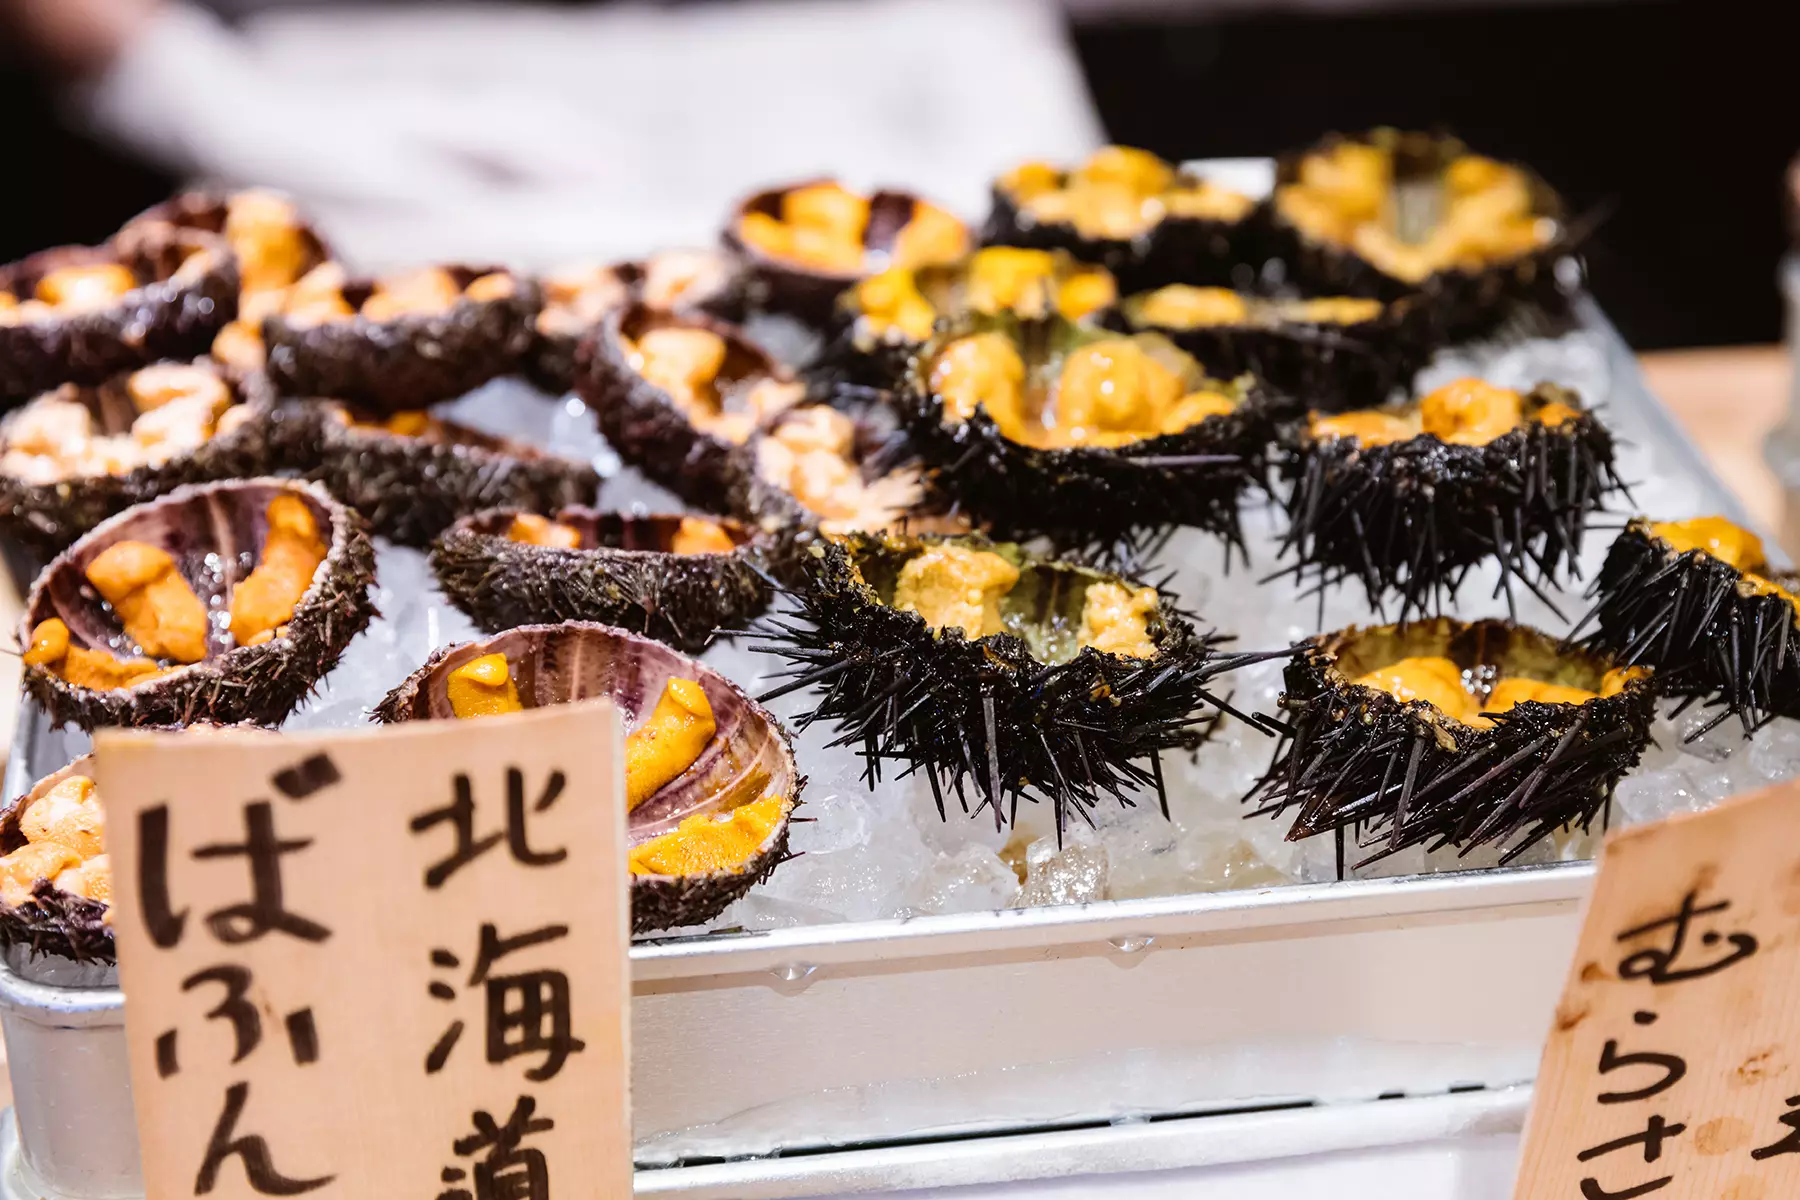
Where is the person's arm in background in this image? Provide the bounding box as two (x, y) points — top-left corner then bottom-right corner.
(0, 0), (162, 81)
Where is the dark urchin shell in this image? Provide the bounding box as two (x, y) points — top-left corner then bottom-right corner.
(1245, 617), (1656, 867)
(897, 313), (1272, 558)
(116, 189), (332, 280)
(263, 266), (540, 412)
(1263, 129), (1573, 343)
(1107, 290), (1438, 415)
(724, 180), (967, 326)
(430, 507), (774, 653)
(979, 154), (1255, 293)
(1273, 383), (1624, 622)
(19, 478), (377, 730)
(528, 251), (747, 395)
(0, 756), (112, 965)
(1574, 519), (1800, 736)
(1, 229), (238, 404)
(0, 362), (302, 557)
(374, 621), (801, 934)
(754, 532), (1284, 834)
(302, 403), (600, 548)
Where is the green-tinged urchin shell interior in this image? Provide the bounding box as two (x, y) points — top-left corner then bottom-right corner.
(262, 265), (540, 412)
(0, 756), (112, 965)
(1262, 129), (1573, 342)
(1574, 519), (1800, 737)
(0, 361), (301, 557)
(528, 251), (746, 395)
(373, 621), (801, 934)
(978, 153), (1255, 292)
(895, 312), (1271, 560)
(430, 507), (775, 653)
(724, 180), (965, 326)
(19, 478), (377, 730)
(1, 229), (239, 404)
(1271, 383), (1625, 623)
(1245, 617), (1656, 867)
(1108, 289), (1438, 415)
(752, 531), (1286, 835)
(301, 402), (599, 548)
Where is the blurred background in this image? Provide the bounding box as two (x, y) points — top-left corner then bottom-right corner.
(0, 0), (1788, 350)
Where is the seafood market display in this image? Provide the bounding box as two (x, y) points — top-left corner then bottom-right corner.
(2, 128), (1788, 961)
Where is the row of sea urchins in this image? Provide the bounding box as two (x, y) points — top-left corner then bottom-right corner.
(1, 132), (1789, 964)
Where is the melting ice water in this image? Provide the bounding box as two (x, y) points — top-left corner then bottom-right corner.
(274, 327), (1800, 935)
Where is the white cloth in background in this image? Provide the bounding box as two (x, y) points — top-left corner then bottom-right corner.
(81, 0), (1104, 269)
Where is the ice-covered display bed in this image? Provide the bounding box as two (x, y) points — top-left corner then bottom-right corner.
(12, 311), (1791, 937)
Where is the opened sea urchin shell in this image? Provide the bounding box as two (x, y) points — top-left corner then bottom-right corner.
(1, 228), (238, 403)
(0, 360), (297, 556)
(263, 264), (540, 412)
(375, 621), (800, 933)
(430, 508), (774, 652)
(19, 478), (377, 730)
(0, 756), (111, 964)
(755, 532), (1282, 833)
(1575, 517), (1800, 736)
(1246, 617), (1655, 867)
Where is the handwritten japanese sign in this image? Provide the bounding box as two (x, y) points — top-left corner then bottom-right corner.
(1514, 776), (1800, 1200)
(93, 700), (630, 1200)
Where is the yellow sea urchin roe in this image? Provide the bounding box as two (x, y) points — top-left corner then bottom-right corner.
(625, 678), (717, 810)
(0, 843), (84, 907)
(225, 190), (311, 294)
(362, 267), (462, 320)
(447, 653), (524, 719)
(629, 326), (728, 411)
(854, 268), (937, 342)
(22, 617), (166, 691)
(930, 333), (1027, 426)
(281, 262), (355, 326)
(740, 183), (870, 274)
(1163, 181), (1257, 222)
(35, 263), (136, 311)
(1050, 338), (1230, 446)
(507, 513), (582, 549)
(1743, 572), (1800, 616)
(464, 273), (516, 303)
(127, 363), (231, 414)
(1419, 378), (1526, 445)
(893, 544), (1020, 639)
(20, 775), (105, 859)
(1285, 297), (1384, 325)
(1483, 677), (1598, 714)
(1317, 413), (1411, 449)
(1354, 656), (1479, 723)
(670, 517), (736, 555)
(1057, 267), (1117, 320)
(628, 792), (786, 876)
(1078, 581), (1159, 658)
(54, 854), (111, 905)
(965, 248), (1058, 316)
(85, 541), (209, 663)
(890, 202), (969, 271)
(1601, 667), (1649, 697)
(1136, 286), (1250, 329)
(1648, 517), (1767, 571)
(229, 495), (328, 647)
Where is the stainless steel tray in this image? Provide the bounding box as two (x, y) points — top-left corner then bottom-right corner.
(1, 296), (1749, 1197)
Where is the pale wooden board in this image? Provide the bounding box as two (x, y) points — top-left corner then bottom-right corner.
(92, 701), (631, 1199)
(1513, 776), (1800, 1200)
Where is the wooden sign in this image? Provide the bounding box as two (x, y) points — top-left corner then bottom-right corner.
(1514, 776), (1800, 1200)
(94, 700), (630, 1200)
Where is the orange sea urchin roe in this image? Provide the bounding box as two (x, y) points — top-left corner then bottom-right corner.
(1135, 286), (1250, 329)
(1649, 517), (1767, 571)
(1285, 297), (1385, 325)
(1049, 339), (1233, 447)
(1354, 656), (1479, 723)
(1419, 378), (1527, 445)
(930, 333), (1028, 427)
(889, 201), (970, 271)
(628, 792), (786, 876)
(35, 263), (137, 311)
(1482, 677), (1598, 717)
(228, 495), (327, 647)
(0, 772), (111, 908)
(22, 618), (166, 690)
(669, 517), (736, 555)
(739, 183), (870, 275)
(1309, 410), (1419, 447)
(1078, 581), (1159, 658)
(625, 678), (717, 810)
(361, 267), (462, 321)
(854, 268), (938, 342)
(893, 544), (1020, 639)
(225, 191), (312, 295)
(627, 326), (727, 412)
(507, 513), (583, 549)
(85, 541), (208, 663)
(447, 653), (524, 719)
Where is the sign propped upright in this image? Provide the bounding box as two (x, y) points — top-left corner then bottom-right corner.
(1514, 775), (1800, 1200)
(95, 699), (630, 1200)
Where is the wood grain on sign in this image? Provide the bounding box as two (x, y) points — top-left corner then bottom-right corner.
(93, 699), (630, 1200)
(1514, 776), (1800, 1200)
